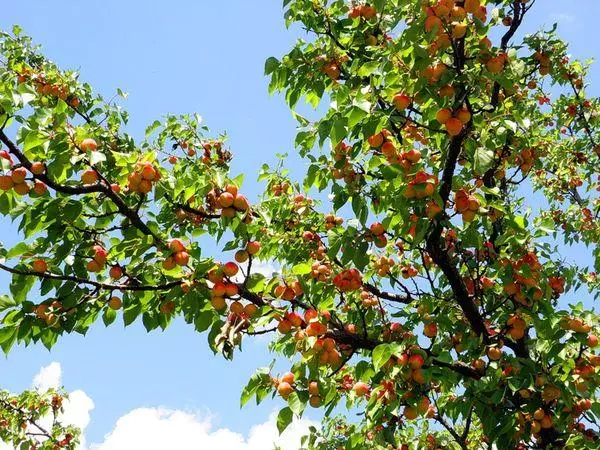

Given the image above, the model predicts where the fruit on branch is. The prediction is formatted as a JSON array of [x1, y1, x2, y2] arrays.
[[32, 259, 48, 273], [223, 262, 239, 277], [246, 241, 261, 255], [80, 138, 97, 152], [81, 169, 98, 185], [332, 268, 362, 292], [128, 162, 161, 194], [277, 381, 293, 400], [445, 117, 463, 136], [353, 381, 370, 397], [109, 265, 124, 280], [392, 93, 411, 111], [159, 301, 175, 315], [108, 296, 122, 310], [11, 167, 27, 184], [32, 181, 47, 195], [0, 175, 13, 190], [423, 323, 437, 338], [30, 162, 45, 175], [169, 239, 186, 253], [234, 250, 249, 263]]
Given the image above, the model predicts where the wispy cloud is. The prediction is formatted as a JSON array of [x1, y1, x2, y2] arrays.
[[549, 12, 576, 23]]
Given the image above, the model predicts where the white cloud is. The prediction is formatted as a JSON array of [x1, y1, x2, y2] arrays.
[[549, 13, 575, 23], [3, 363, 316, 450], [228, 259, 280, 284], [91, 408, 315, 450], [32, 361, 62, 391]]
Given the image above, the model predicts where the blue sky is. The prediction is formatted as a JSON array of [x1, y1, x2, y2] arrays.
[[1, 1, 599, 448]]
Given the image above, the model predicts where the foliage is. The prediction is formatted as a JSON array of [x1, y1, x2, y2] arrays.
[[0, 0, 599, 448]]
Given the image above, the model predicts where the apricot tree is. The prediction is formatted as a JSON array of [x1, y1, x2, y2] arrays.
[[0, 0, 599, 448]]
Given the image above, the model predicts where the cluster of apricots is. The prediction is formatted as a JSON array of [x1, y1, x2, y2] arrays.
[[126, 161, 161, 194], [16, 68, 80, 108], [324, 213, 343, 229], [332, 268, 363, 292], [367, 221, 387, 248], [373, 256, 395, 276], [512, 147, 537, 173], [331, 142, 359, 183], [162, 239, 190, 270], [422, 0, 487, 55], [560, 315, 594, 336], [86, 245, 108, 272], [312, 336, 343, 367], [436, 106, 471, 136], [0, 163, 47, 196], [228, 300, 258, 319], [348, 3, 377, 19], [310, 260, 332, 282], [502, 251, 545, 307], [403, 171, 438, 199], [359, 290, 379, 308], [506, 314, 527, 340], [212, 184, 250, 218], [400, 264, 419, 279], [273, 280, 304, 301], [315, 54, 349, 81], [454, 188, 481, 222], [484, 52, 509, 74], [270, 181, 290, 196], [533, 51, 552, 76]]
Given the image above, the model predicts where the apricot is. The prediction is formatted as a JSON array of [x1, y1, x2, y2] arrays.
[[162, 257, 176, 271], [169, 239, 186, 253], [353, 381, 370, 397], [173, 251, 189, 266], [445, 117, 463, 136], [367, 133, 384, 148], [81, 169, 98, 185], [392, 93, 411, 111], [11, 167, 27, 184], [211, 296, 226, 311], [409, 354, 424, 369], [424, 323, 437, 338], [233, 194, 249, 211], [234, 250, 249, 263], [30, 162, 45, 175], [32, 260, 48, 273], [0, 175, 13, 191], [108, 296, 122, 310], [223, 262, 239, 277], [80, 138, 98, 152], [246, 241, 261, 255], [277, 381, 293, 399], [309, 395, 321, 408], [404, 406, 418, 420], [33, 181, 47, 195], [436, 108, 453, 124]]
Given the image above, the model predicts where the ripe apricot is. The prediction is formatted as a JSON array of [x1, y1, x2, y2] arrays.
[[80, 138, 97, 151], [32, 260, 48, 273], [108, 297, 122, 310]]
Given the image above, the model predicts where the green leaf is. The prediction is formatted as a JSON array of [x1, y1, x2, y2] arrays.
[[473, 147, 495, 174], [277, 406, 293, 434], [265, 57, 280, 75], [372, 344, 393, 371], [288, 391, 307, 416], [6, 242, 31, 259], [102, 307, 117, 326], [0, 295, 17, 312], [292, 263, 311, 275]]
